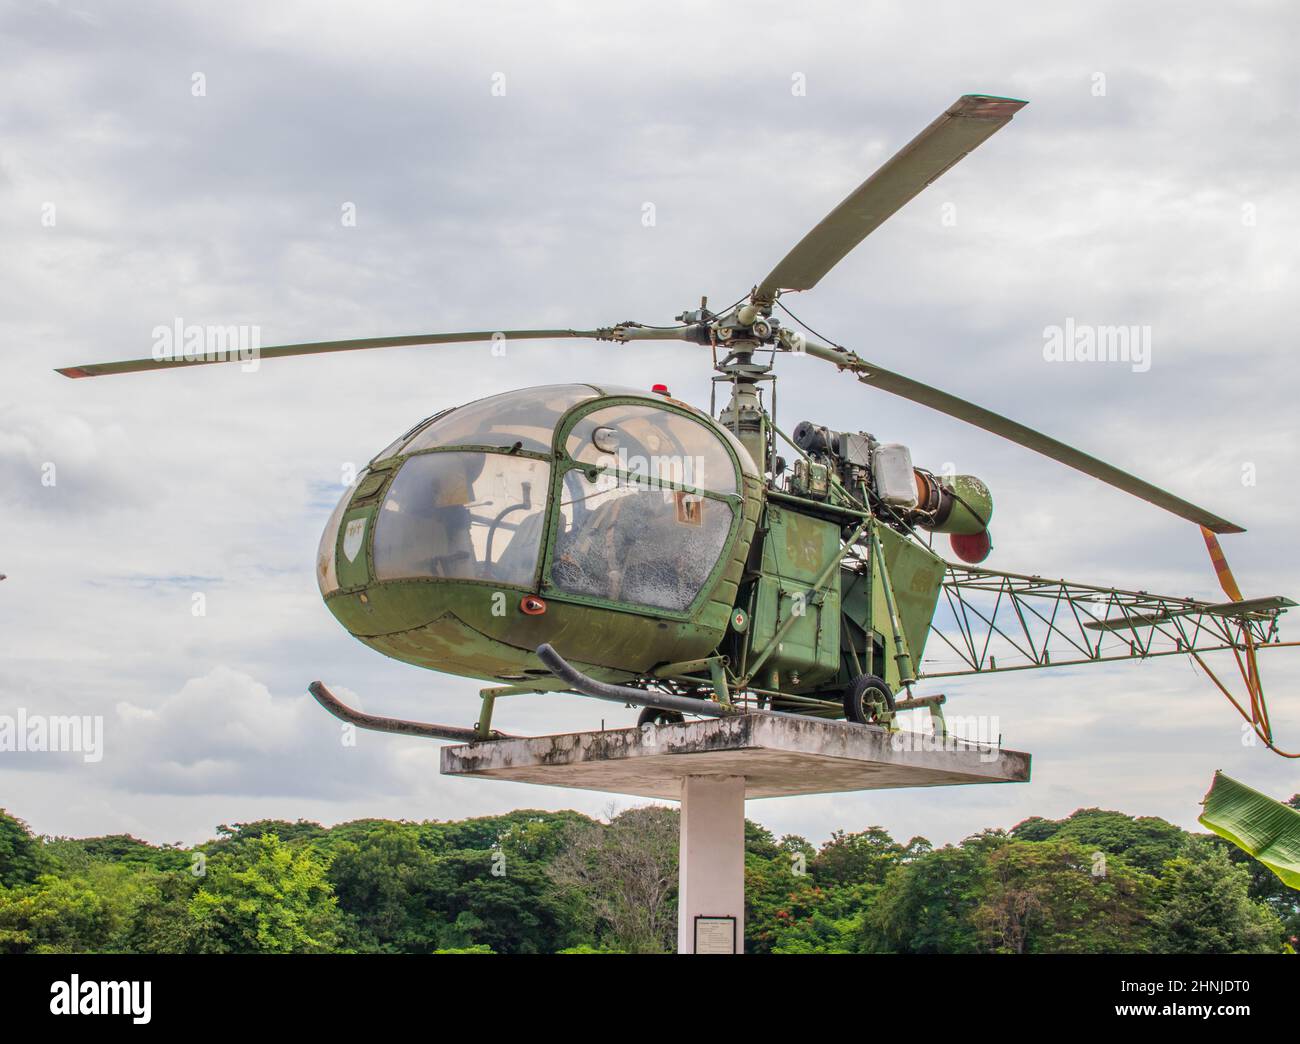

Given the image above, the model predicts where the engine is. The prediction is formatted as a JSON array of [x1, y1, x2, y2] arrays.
[[788, 421, 994, 563]]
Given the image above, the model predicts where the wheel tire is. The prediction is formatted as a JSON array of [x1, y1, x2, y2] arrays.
[[638, 706, 685, 727], [842, 674, 895, 725]]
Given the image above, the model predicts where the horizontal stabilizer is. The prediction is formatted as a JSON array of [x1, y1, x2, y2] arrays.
[[1084, 594, 1295, 632], [1206, 594, 1297, 617]]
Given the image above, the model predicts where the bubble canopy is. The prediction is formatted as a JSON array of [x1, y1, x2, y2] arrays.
[[320, 385, 754, 615], [370, 384, 599, 460]]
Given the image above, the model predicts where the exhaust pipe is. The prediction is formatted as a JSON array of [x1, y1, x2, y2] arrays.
[[535, 644, 739, 718]]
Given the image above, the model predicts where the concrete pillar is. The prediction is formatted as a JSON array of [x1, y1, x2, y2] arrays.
[[677, 774, 745, 954]]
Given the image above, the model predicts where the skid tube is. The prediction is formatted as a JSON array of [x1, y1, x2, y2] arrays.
[[308, 681, 507, 742], [309, 644, 870, 745]]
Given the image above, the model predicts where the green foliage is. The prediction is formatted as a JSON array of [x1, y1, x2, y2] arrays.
[[432, 809, 591, 855], [546, 807, 678, 954], [1151, 839, 1285, 953], [187, 834, 343, 953], [973, 839, 1155, 953], [323, 821, 440, 951], [745, 848, 827, 953], [314, 811, 592, 953], [423, 849, 572, 954], [45, 834, 191, 876], [0, 810, 48, 887], [1011, 808, 1187, 874], [0, 802, 1289, 954], [859, 840, 991, 953], [860, 831, 1159, 954], [743, 820, 783, 860], [555, 943, 625, 953], [1209, 835, 1300, 944], [811, 826, 909, 887], [0, 862, 188, 954], [205, 819, 328, 857]]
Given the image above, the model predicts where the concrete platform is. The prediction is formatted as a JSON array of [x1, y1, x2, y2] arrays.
[[440, 714, 1030, 800]]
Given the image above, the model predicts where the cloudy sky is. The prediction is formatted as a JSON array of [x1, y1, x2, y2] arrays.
[[2, 0, 1297, 849]]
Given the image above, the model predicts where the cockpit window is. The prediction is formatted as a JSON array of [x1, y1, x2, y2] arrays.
[[564, 403, 738, 494], [550, 469, 734, 611], [401, 385, 597, 456], [373, 452, 550, 586], [316, 476, 359, 596]]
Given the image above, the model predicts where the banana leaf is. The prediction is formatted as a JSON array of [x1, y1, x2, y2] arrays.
[[1199, 771, 1300, 890]]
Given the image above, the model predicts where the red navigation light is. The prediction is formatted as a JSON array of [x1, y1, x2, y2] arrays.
[[651, 383, 670, 396]]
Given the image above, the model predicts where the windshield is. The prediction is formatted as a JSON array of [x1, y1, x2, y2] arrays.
[[550, 468, 734, 611], [359, 389, 743, 607], [373, 452, 550, 586]]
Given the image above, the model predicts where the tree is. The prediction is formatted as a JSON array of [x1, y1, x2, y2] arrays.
[[187, 834, 344, 953], [324, 821, 438, 952], [75, 835, 188, 870], [1151, 839, 1285, 954], [859, 843, 990, 954], [0, 810, 47, 887], [0, 802, 1288, 955], [811, 826, 914, 887], [744, 846, 826, 954], [747, 825, 921, 953], [0, 863, 177, 954], [498, 812, 595, 863], [743, 820, 783, 860], [120, 870, 197, 954], [972, 839, 1155, 953], [547, 807, 678, 953], [421, 850, 573, 954], [432, 810, 591, 854], [1011, 808, 1186, 874], [861, 830, 1158, 954], [204, 819, 327, 857]]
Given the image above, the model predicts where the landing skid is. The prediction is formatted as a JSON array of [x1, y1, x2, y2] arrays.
[[308, 681, 503, 743], [309, 644, 842, 744]]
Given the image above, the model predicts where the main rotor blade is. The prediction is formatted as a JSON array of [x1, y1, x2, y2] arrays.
[[56, 325, 687, 378], [792, 333, 1245, 534], [756, 94, 1026, 300]]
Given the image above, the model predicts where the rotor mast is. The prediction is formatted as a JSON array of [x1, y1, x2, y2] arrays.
[[680, 295, 777, 475], [716, 337, 772, 476]]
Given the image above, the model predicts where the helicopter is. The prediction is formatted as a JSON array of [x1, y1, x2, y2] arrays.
[[58, 94, 1297, 753]]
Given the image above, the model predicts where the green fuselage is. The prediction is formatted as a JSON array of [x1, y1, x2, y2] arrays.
[[318, 383, 947, 712]]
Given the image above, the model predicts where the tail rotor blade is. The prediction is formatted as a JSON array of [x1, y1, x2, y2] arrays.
[[1201, 526, 1245, 602]]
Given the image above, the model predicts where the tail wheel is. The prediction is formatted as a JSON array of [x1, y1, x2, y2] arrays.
[[638, 706, 685, 727], [843, 674, 895, 726]]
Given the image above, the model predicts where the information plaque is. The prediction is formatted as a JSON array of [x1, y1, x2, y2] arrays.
[[693, 915, 738, 954]]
